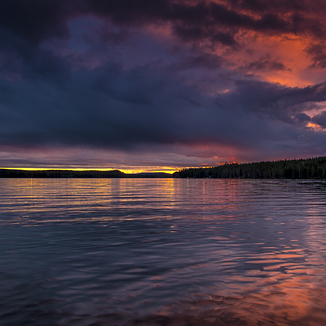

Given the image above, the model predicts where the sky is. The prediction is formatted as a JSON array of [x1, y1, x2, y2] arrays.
[[1, 0, 326, 172]]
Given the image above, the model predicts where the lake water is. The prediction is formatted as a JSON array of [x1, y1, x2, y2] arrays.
[[1, 178, 326, 326]]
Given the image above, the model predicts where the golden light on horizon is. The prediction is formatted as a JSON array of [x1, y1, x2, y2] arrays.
[[0, 166, 178, 174]]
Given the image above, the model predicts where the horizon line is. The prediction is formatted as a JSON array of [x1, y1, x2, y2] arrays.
[[0, 167, 178, 174]]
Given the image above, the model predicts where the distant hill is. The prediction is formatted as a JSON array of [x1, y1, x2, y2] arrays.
[[129, 172, 173, 178], [173, 156, 326, 179], [0, 170, 172, 178], [0, 169, 125, 178]]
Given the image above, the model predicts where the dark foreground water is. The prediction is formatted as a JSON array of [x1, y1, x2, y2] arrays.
[[1, 179, 326, 326]]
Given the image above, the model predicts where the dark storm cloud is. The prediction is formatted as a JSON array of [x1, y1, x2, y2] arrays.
[[80, 0, 326, 51], [223, 80, 326, 123], [242, 55, 290, 72], [1, 0, 326, 51], [306, 44, 326, 68], [0, 1, 72, 82], [0, 29, 70, 85], [312, 111, 326, 128], [228, 0, 326, 36], [84, 0, 320, 34], [0, 0, 72, 45], [294, 113, 311, 125], [169, 53, 224, 71], [0, 0, 325, 85], [1, 64, 236, 148], [1, 60, 325, 155], [228, 0, 310, 14]]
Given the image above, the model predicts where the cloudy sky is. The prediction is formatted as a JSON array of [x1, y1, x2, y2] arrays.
[[1, 0, 326, 172]]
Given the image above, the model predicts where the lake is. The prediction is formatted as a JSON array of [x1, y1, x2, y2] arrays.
[[1, 178, 326, 325]]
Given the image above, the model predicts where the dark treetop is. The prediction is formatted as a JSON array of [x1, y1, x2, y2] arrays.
[[174, 156, 326, 179]]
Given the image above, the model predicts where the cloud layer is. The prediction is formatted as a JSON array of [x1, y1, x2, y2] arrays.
[[1, 0, 326, 170]]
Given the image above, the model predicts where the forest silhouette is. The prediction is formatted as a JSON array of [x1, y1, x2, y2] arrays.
[[174, 157, 326, 179]]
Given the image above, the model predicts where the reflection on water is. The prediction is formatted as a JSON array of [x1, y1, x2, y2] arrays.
[[1, 179, 326, 325]]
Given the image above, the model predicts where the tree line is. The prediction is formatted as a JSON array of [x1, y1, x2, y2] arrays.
[[173, 157, 326, 179]]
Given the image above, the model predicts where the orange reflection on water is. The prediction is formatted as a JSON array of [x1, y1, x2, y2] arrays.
[[0, 178, 181, 225], [159, 263, 326, 325]]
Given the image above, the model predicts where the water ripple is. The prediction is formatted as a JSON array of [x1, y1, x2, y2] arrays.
[[1, 179, 326, 325]]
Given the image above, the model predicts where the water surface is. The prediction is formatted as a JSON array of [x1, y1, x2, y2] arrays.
[[1, 178, 326, 325]]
